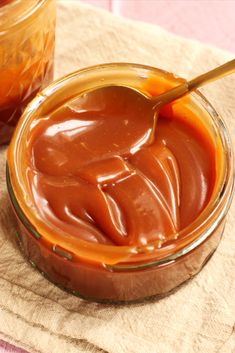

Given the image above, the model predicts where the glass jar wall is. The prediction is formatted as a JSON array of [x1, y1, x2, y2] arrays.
[[7, 63, 234, 302], [0, 0, 56, 144]]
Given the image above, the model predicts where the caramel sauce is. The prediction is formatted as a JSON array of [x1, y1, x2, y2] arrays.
[[25, 85, 216, 251], [0, 64, 53, 144], [0, 0, 12, 6]]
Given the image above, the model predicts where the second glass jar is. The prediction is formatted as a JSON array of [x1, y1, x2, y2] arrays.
[[0, 0, 56, 144]]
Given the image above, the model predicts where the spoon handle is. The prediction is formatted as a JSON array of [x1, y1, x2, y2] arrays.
[[188, 58, 235, 91], [153, 58, 235, 107]]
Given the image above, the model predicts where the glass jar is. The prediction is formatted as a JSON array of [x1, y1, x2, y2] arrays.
[[0, 0, 56, 144], [7, 63, 234, 303]]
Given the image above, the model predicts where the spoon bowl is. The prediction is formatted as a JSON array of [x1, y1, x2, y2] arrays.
[[76, 59, 235, 147]]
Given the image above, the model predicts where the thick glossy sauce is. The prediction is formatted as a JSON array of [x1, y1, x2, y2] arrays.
[[25, 86, 216, 248]]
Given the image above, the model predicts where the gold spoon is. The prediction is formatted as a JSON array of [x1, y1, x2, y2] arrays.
[[151, 58, 235, 108], [73, 59, 235, 149]]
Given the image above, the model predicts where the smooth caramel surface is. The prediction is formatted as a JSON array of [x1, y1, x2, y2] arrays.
[[25, 86, 216, 248]]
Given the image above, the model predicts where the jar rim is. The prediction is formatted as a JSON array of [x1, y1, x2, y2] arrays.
[[0, 0, 50, 35], [7, 62, 235, 269]]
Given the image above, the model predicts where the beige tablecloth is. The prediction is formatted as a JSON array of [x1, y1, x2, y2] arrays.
[[0, 1, 235, 353]]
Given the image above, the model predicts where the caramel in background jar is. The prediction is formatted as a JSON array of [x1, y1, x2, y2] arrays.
[[0, 0, 56, 144]]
